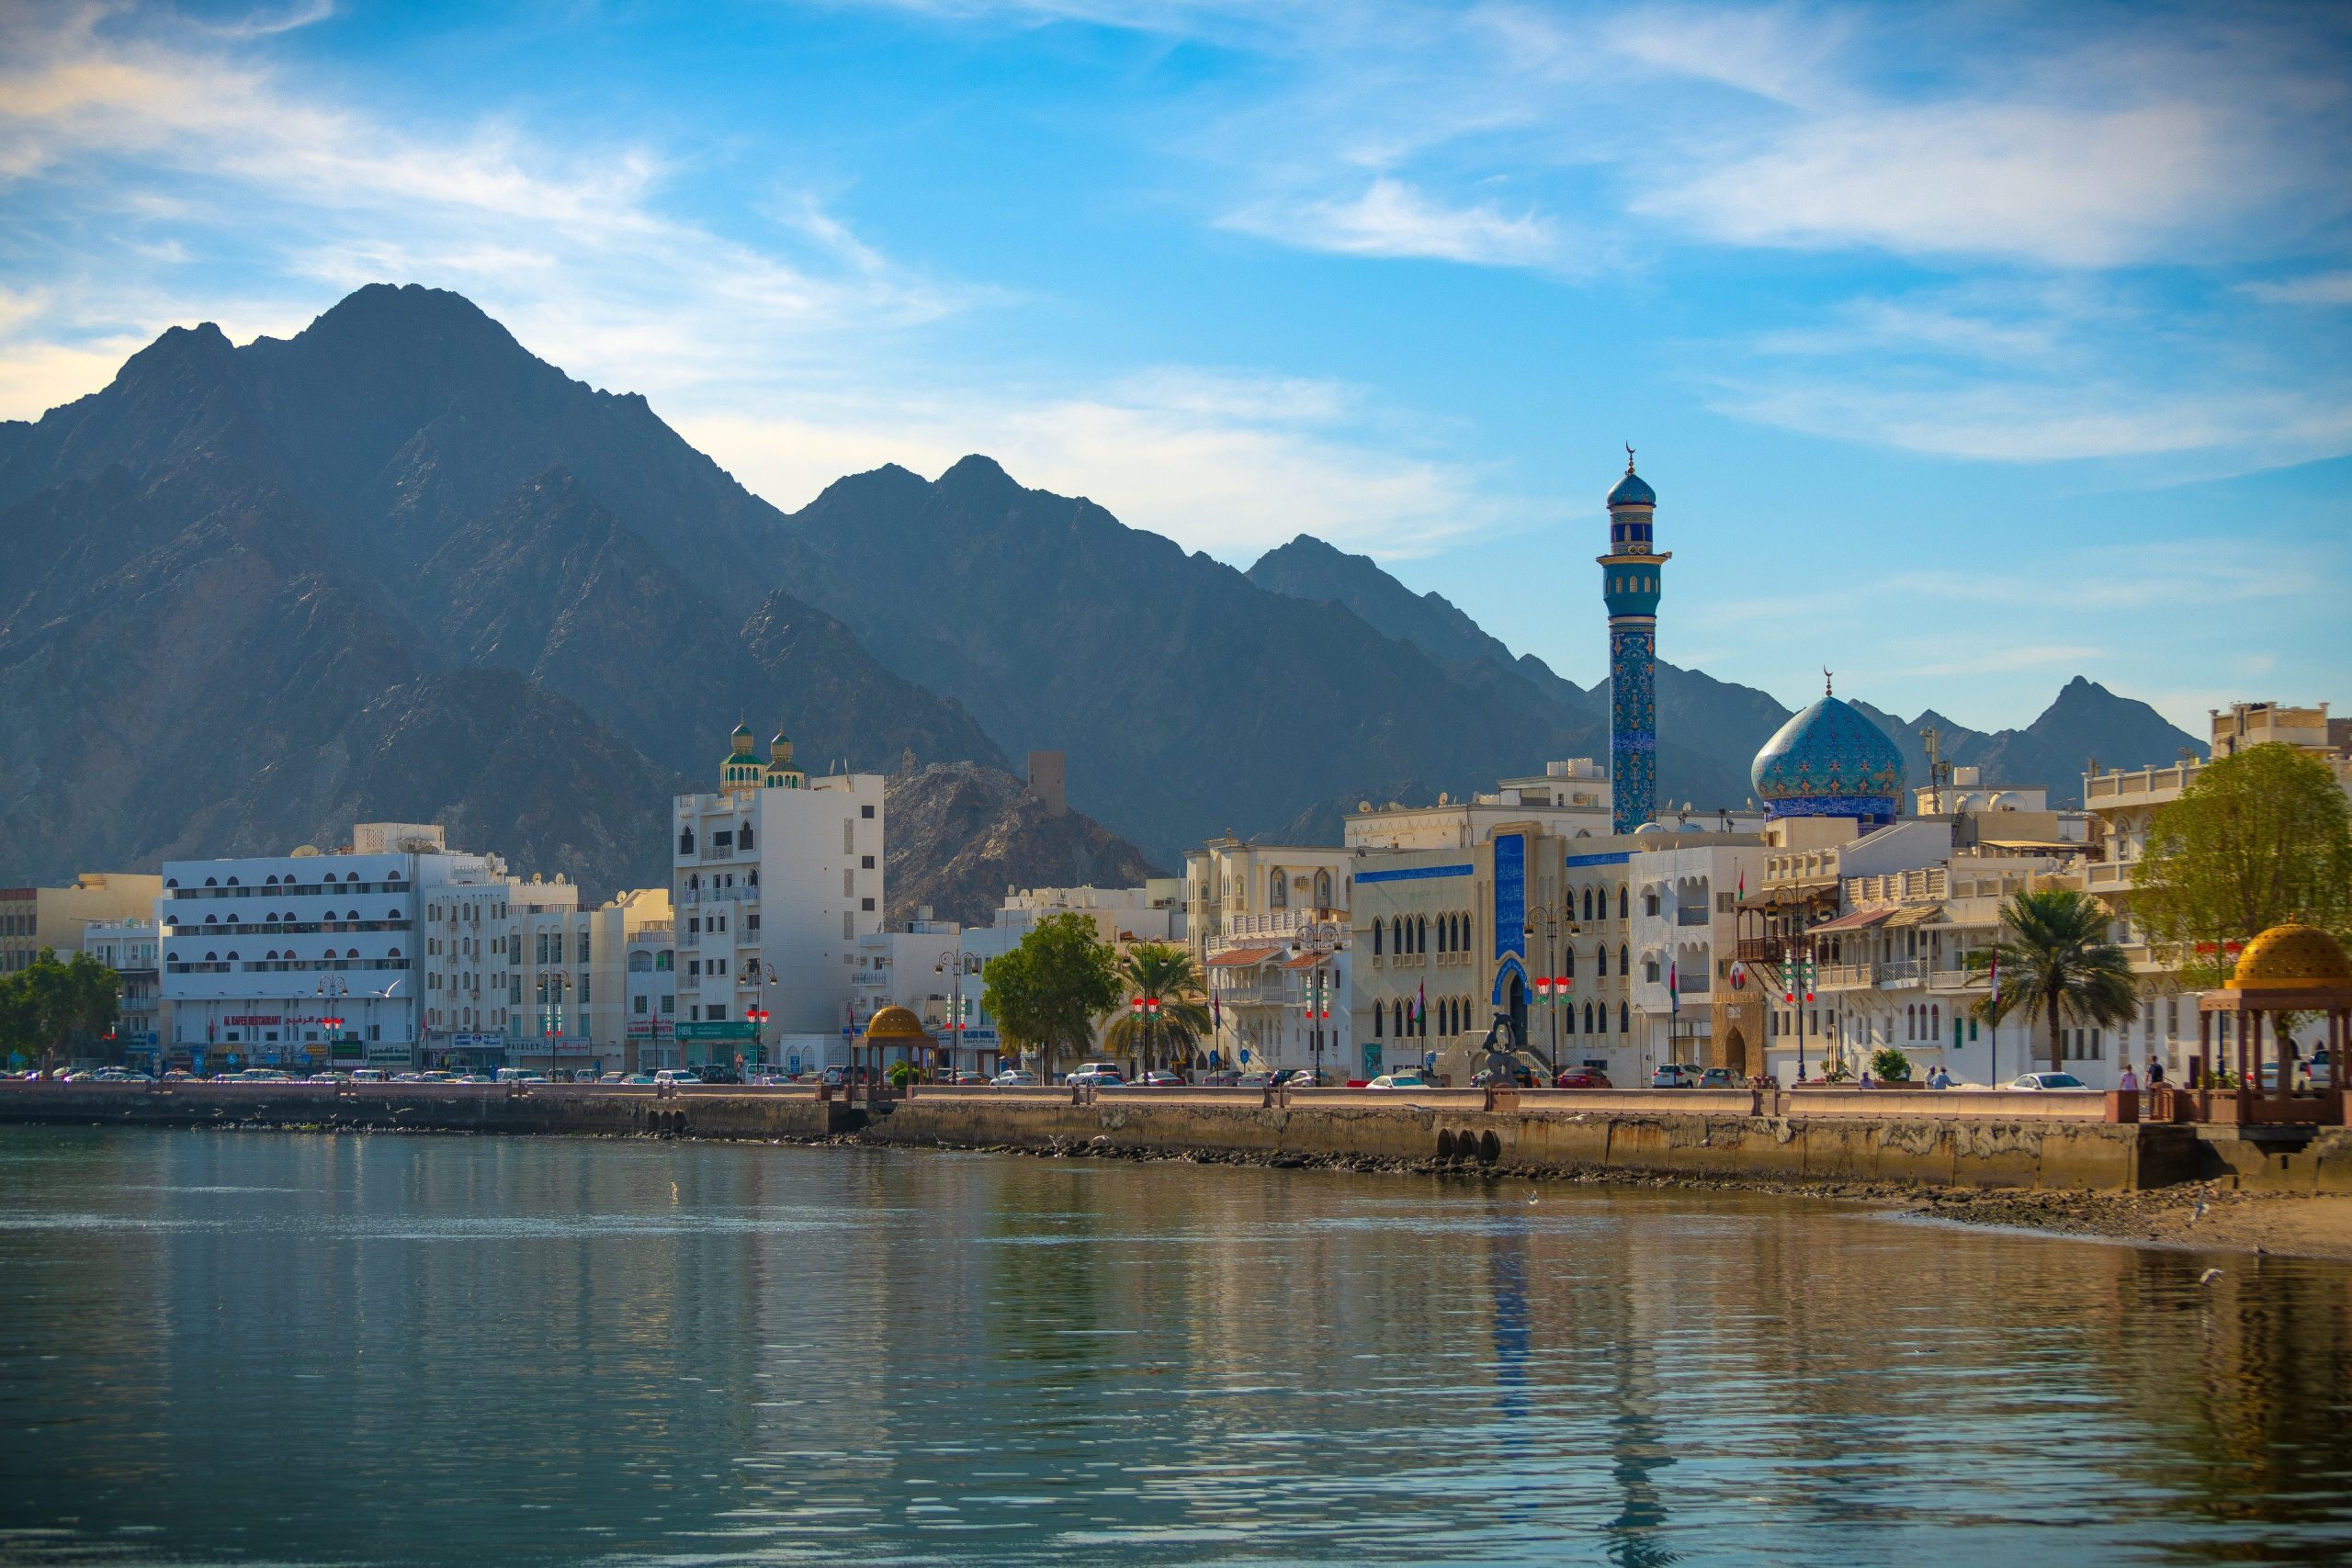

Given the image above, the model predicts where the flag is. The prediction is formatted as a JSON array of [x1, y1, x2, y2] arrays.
[[1669, 961, 1679, 1015], [1988, 953, 2000, 1009], [1416, 981, 1426, 1021], [1212, 993, 1221, 1030], [1737, 866, 1746, 900]]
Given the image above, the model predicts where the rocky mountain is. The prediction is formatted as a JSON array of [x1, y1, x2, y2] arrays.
[[1249, 540, 2208, 808], [1247, 534, 1594, 716], [0, 287, 1000, 899], [884, 760, 1162, 929], [775, 458, 1754, 865], [0, 282, 2214, 908]]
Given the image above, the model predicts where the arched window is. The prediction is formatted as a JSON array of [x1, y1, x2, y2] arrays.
[[205, 876, 218, 886], [1619, 943, 1629, 975], [1905, 1004, 1916, 1040], [346, 948, 359, 959], [387, 946, 401, 959], [1581, 887, 1594, 921], [1392, 999, 1404, 1038], [740, 826, 754, 852], [266, 950, 279, 961], [1620, 1002, 1630, 1034], [347, 909, 359, 920], [224, 950, 238, 961], [205, 951, 218, 962], [225, 876, 239, 886], [1932, 1004, 1941, 1041], [1373, 1005, 1384, 1039], [1620, 887, 1629, 920], [1583, 1001, 1595, 1033], [1595, 944, 1607, 977], [679, 826, 695, 855], [1315, 868, 1332, 908], [1418, 916, 1429, 953], [1564, 1001, 1577, 1035], [265, 874, 279, 886], [1268, 871, 1287, 910], [1390, 917, 1402, 953], [1373, 920, 1383, 956]]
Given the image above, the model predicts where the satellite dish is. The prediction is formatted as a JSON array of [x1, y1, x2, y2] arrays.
[[1438, 792, 1451, 806], [1358, 800, 1372, 813]]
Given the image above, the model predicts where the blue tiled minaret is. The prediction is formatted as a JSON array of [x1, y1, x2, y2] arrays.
[[1599, 450, 1668, 835]]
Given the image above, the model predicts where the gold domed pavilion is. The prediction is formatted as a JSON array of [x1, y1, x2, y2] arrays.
[[2227, 922, 2352, 990], [2198, 920, 2351, 1120], [864, 1005, 930, 1041]]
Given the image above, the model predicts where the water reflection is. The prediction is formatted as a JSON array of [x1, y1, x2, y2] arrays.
[[0, 1128, 2347, 1565]]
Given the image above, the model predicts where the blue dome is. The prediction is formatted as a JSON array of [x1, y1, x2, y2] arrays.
[[1607, 468, 1656, 508], [1750, 696, 1904, 825]]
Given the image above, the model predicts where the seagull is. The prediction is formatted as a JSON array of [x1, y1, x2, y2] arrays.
[[1525, 1190, 1541, 1205], [2198, 1268, 2223, 1285]]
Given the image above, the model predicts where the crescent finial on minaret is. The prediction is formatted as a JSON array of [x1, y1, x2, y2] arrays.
[[1824, 669, 1834, 696]]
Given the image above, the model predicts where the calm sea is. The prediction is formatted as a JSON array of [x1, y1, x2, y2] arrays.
[[0, 1127, 2346, 1565]]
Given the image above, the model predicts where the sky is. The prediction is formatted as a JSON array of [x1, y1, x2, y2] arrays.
[[2, 0, 2348, 736]]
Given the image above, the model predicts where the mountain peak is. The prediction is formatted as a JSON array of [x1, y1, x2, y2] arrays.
[[936, 453, 1018, 491]]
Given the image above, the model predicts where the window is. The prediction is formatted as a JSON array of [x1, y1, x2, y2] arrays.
[[1621, 1002, 1630, 1033], [843, 869, 854, 897], [1619, 887, 1629, 920], [661, 997, 674, 1015], [1645, 891, 1660, 918], [1373, 920, 1383, 956], [1581, 887, 1594, 921], [678, 827, 695, 855], [689, 960, 701, 977], [1373, 1005, 1384, 1039], [1595, 944, 1607, 977], [1314, 869, 1333, 908], [861, 854, 875, 870], [1619, 943, 1628, 974], [1417, 916, 1428, 953], [861, 897, 876, 912], [740, 827, 754, 852], [861, 804, 876, 819], [1645, 959, 1659, 983]]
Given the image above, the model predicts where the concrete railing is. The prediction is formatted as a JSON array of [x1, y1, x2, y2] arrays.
[[1781, 1088, 2109, 1121]]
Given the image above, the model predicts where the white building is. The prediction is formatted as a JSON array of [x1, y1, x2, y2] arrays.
[[1185, 837, 1359, 1076], [160, 822, 504, 1072], [1625, 833, 1768, 1076], [998, 880, 1187, 943], [673, 723, 885, 1074], [1341, 760, 1619, 851], [81, 917, 165, 1068]]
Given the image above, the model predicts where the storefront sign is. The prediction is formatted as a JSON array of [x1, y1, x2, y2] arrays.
[[674, 1021, 756, 1042]]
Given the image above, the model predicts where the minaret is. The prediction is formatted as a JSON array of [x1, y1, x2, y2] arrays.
[[1599, 448, 1668, 835]]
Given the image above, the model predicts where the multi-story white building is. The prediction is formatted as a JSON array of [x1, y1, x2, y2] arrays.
[[673, 724, 885, 1074], [160, 823, 503, 1072], [1625, 833, 1768, 1076], [1186, 837, 1359, 1076], [624, 908, 680, 1070], [998, 880, 1187, 943], [80, 917, 165, 1068]]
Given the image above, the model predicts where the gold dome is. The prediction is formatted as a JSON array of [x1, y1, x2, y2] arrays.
[[864, 1005, 931, 1040], [2228, 922, 2352, 989]]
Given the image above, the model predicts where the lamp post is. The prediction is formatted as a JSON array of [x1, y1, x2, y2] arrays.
[[1288, 919, 1344, 1084], [934, 937, 967, 1081], [1522, 903, 1581, 1075], [540, 972, 570, 1074]]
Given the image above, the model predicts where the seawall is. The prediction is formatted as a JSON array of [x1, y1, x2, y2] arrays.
[[9, 1080, 2346, 1193]]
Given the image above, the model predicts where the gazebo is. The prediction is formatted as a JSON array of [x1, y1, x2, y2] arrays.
[[2196, 922, 2352, 1125], [859, 1005, 935, 1093]]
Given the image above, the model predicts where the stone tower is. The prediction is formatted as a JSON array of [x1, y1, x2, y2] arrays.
[[1599, 451, 1668, 835]]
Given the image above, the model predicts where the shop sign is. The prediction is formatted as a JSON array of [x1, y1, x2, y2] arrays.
[[674, 1021, 756, 1042]]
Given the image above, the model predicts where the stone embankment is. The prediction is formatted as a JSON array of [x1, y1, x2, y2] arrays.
[[6, 1080, 2347, 1195]]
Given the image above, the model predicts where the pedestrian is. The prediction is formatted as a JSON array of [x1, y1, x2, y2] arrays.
[[2119, 1063, 2139, 1093], [1858, 1069, 1873, 1089], [2146, 1055, 2165, 1086], [1928, 1065, 1952, 1090]]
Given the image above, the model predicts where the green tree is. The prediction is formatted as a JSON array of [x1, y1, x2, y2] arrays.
[[1968, 889, 2138, 1074], [1869, 1046, 1912, 1082], [0, 949, 121, 1067], [980, 912, 1119, 1080], [1102, 942, 1213, 1071], [2130, 742, 2352, 986]]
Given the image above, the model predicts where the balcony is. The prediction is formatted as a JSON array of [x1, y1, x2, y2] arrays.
[[2086, 862, 2133, 891], [1675, 908, 1710, 926], [2084, 763, 2198, 808], [1876, 958, 1925, 987]]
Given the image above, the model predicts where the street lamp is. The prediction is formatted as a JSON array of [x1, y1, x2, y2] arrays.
[[1522, 903, 1581, 1075], [934, 940, 968, 1080], [1288, 919, 1344, 1084]]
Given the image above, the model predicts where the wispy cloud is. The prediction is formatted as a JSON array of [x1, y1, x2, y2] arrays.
[[2238, 271, 2352, 307], [0, 3, 966, 416], [1222, 175, 1561, 268], [680, 365, 1510, 561]]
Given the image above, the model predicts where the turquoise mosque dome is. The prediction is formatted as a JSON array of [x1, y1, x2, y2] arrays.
[[1607, 468, 1656, 509], [1750, 690, 1905, 827]]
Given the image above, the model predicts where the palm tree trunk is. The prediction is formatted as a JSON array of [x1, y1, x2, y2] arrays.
[[2047, 991, 2064, 1075]]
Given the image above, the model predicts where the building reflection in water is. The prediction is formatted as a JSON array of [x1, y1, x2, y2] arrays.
[[2, 1128, 2349, 1565]]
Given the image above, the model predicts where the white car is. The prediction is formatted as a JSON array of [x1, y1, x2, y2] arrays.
[[1368, 1073, 1431, 1089], [1066, 1063, 1125, 1086], [991, 1069, 1040, 1086], [654, 1070, 703, 1087], [2007, 1071, 2090, 1091]]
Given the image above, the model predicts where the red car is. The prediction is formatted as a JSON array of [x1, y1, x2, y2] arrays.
[[1553, 1068, 1612, 1089]]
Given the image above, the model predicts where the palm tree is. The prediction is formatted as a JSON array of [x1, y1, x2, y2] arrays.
[[1103, 943, 1212, 1072], [1967, 888, 2138, 1075]]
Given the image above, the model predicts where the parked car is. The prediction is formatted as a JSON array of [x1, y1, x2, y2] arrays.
[[623, 1073, 660, 1085], [1199, 1069, 1242, 1087], [952, 1071, 990, 1085], [1067, 1063, 1125, 1087], [1471, 1064, 1536, 1088], [1553, 1067, 1612, 1089], [654, 1070, 703, 1087], [1367, 1072, 1431, 1089], [990, 1068, 1040, 1087], [1236, 1071, 1275, 1089], [1650, 1064, 1701, 1089], [350, 1068, 389, 1083], [1138, 1070, 1185, 1087], [1698, 1067, 1740, 1089], [2007, 1071, 2089, 1091]]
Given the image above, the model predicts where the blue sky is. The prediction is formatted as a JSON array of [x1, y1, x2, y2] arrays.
[[3, 1, 2348, 735]]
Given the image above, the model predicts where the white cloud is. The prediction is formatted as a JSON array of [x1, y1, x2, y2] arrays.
[[0, 4, 967, 419], [1222, 175, 1561, 268], [678, 367, 1506, 560], [2238, 271, 2352, 307]]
